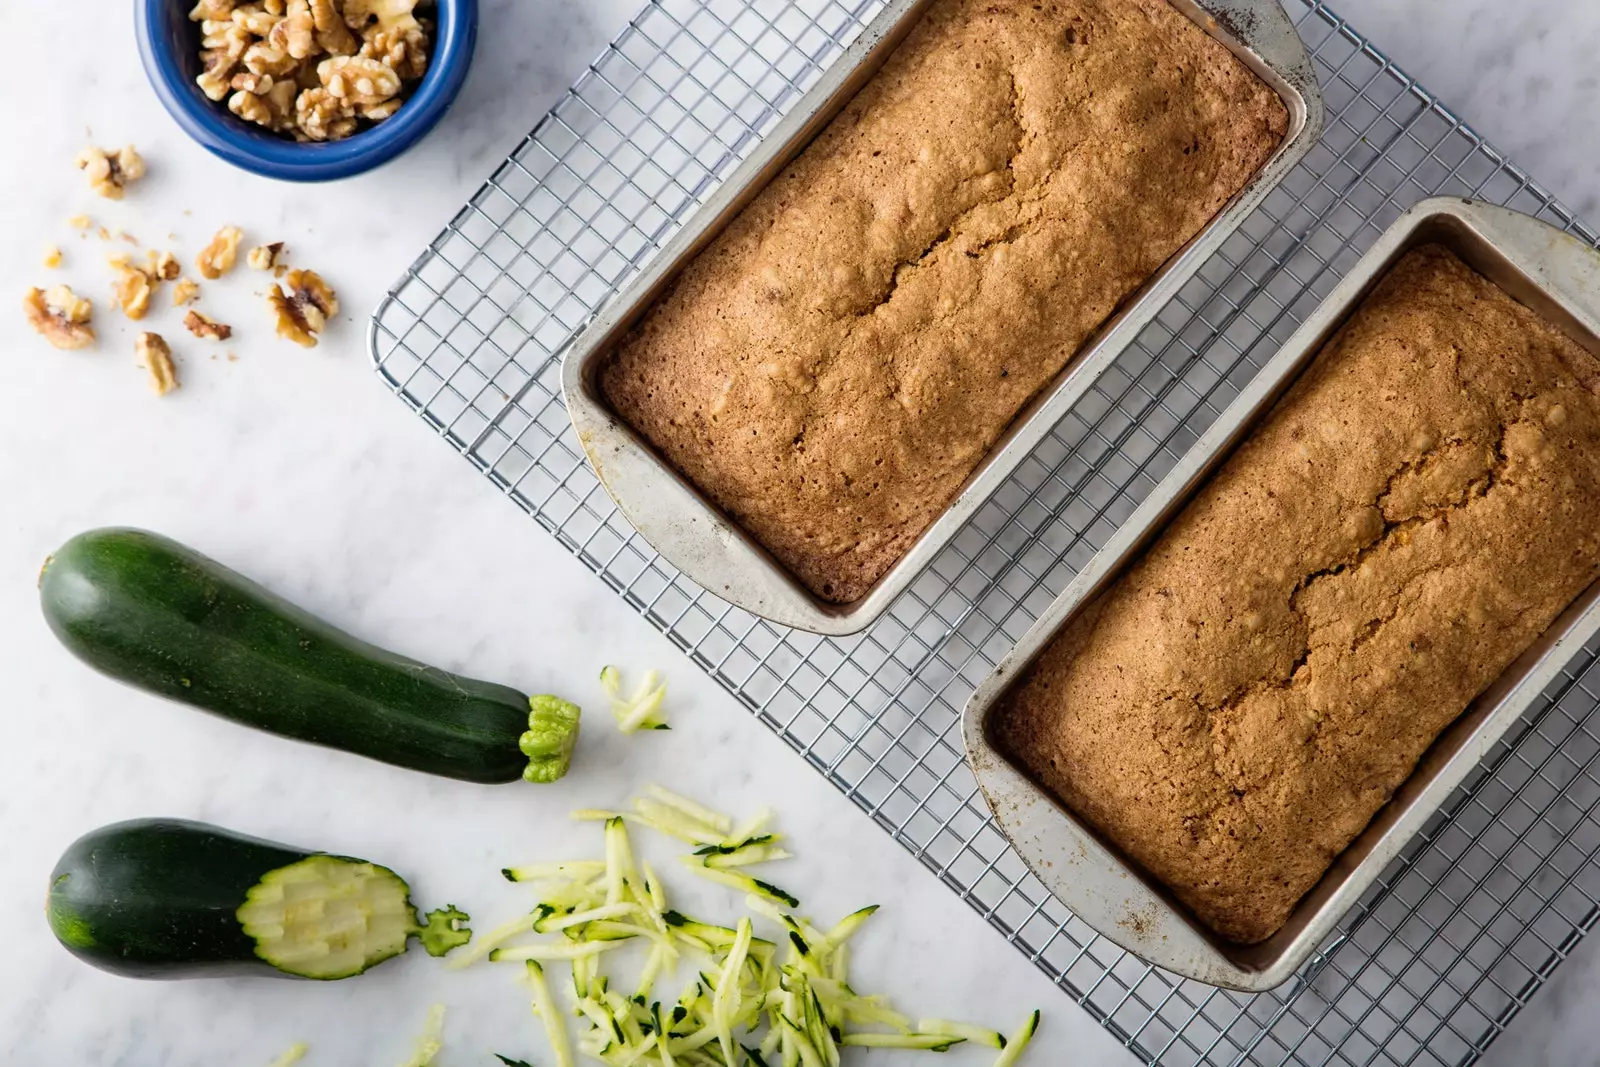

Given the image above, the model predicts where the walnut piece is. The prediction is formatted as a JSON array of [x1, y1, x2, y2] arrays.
[[248, 242, 288, 272], [76, 145, 146, 199], [318, 54, 398, 106], [268, 268, 338, 347], [184, 309, 234, 340], [109, 251, 181, 320], [310, 0, 359, 54], [193, 0, 430, 141], [43, 246, 62, 269], [137, 333, 180, 396], [190, 0, 238, 19], [197, 226, 244, 279], [230, 78, 298, 133], [24, 286, 96, 350], [173, 278, 202, 306]]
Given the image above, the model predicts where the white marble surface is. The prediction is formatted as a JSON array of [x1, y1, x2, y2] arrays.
[[1, 1, 1597, 1065]]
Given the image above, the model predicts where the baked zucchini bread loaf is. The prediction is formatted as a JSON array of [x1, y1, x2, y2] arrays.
[[993, 245, 1600, 944], [601, 0, 1287, 602]]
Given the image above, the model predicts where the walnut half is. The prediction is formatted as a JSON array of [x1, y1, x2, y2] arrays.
[[197, 225, 245, 279], [76, 145, 146, 200], [137, 333, 180, 396], [24, 286, 96, 350], [268, 268, 338, 347]]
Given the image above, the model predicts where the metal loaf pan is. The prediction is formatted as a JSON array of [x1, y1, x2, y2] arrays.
[[962, 198, 1600, 991], [562, 0, 1325, 635]]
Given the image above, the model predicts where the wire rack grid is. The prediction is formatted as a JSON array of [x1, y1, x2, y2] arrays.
[[369, 1, 1600, 1063]]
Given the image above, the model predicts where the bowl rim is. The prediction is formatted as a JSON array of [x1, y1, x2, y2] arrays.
[[135, 0, 477, 182]]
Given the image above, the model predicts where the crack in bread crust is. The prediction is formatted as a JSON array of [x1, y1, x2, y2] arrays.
[[993, 245, 1600, 944]]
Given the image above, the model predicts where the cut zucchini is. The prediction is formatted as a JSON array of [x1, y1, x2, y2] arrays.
[[47, 819, 468, 980]]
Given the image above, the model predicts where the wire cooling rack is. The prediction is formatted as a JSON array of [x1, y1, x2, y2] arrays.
[[370, 1, 1600, 1063]]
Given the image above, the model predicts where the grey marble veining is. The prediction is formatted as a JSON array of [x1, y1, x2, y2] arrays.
[[1, 1, 1597, 1065]]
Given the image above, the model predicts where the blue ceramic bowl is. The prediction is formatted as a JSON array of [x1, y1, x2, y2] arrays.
[[136, 0, 478, 181]]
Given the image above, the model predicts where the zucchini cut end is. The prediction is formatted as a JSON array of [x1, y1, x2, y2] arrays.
[[236, 856, 415, 979], [521, 695, 582, 783], [46, 873, 97, 953]]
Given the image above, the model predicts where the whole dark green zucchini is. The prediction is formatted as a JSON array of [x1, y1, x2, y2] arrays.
[[47, 818, 470, 979], [39, 528, 579, 784]]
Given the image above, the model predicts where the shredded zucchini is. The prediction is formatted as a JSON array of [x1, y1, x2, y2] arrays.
[[489, 939, 627, 962], [527, 960, 577, 1067], [917, 1018, 1006, 1048], [503, 860, 607, 883], [478, 789, 1033, 1067], [601, 666, 670, 733], [680, 859, 798, 907], [395, 1004, 446, 1067], [444, 910, 541, 970], [840, 1032, 965, 1051], [263, 1042, 308, 1067], [991, 1010, 1040, 1067]]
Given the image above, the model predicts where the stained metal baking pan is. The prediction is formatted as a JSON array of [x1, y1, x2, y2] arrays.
[[561, 0, 1325, 635], [962, 197, 1600, 991]]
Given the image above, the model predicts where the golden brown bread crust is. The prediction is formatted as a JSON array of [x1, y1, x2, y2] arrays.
[[993, 245, 1600, 944], [600, 0, 1287, 602]]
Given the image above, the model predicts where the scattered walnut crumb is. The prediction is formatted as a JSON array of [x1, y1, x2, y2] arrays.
[[97, 227, 111, 241], [173, 277, 202, 306], [117, 230, 140, 246], [247, 242, 288, 272], [197, 225, 244, 279], [43, 246, 63, 269], [268, 268, 338, 347], [184, 309, 234, 340], [24, 286, 96, 350], [109, 251, 182, 320], [68, 214, 92, 230], [76, 145, 146, 199], [227, 351, 240, 362], [137, 333, 180, 396]]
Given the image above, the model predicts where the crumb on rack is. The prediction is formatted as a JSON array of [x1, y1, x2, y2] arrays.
[[76, 145, 146, 200], [24, 286, 96, 350], [184, 309, 233, 341], [268, 268, 338, 347], [137, 332, 180, 396], [196, 225, 244, 279]]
